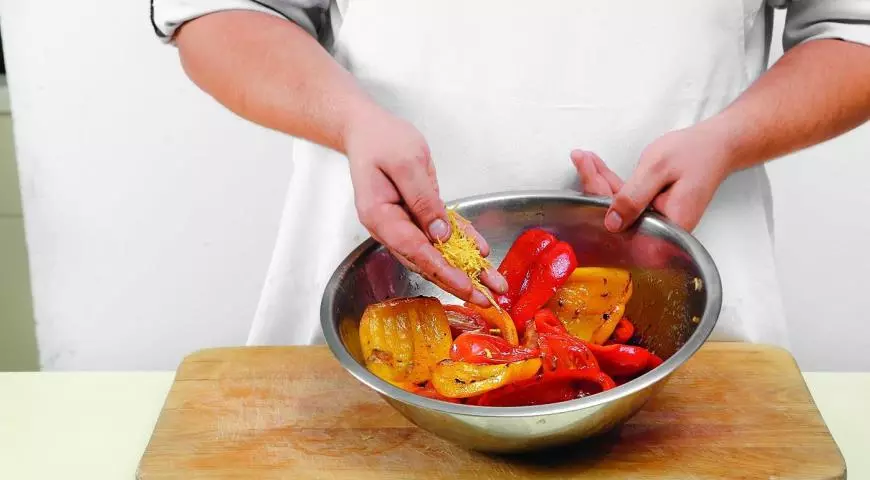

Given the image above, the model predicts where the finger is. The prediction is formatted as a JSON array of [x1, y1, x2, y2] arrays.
[[391, 248, 491, 305], [607, 157, 676, 233], [459, 221, 491, 257], [650, 188, 670, 214], [445, 214, 505, 295], [481, 267, 509, 295], [469, 289, 493, 307], [391, 247, 463, 296], [373, 203, 478, 301], [652, 179, 710, 232], [389, 248, 423, 275], [382, 150, 451, 243], [572, 150, 625, 194], [401, 233, 502, 302], [371, 232, 426, 277], [354, 167, 476, 299], [571, 150, 615, 196], [590, 153, 626, 193]]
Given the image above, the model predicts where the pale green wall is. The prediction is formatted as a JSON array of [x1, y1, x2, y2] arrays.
[[0, 84, 39, 371]]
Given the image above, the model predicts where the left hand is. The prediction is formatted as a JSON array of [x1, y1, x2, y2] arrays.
[[572, 123, 734, 232]]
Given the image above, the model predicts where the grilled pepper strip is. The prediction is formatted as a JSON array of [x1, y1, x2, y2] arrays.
[[359, 297, 452, 385], [510, 242, 578, 334], [538, 333, 599, 373], [647, 353, 664, 370], [608, 317, 635, 345], [584, 343, 652, 377], [477, 368, 616, 407], [546, 368, 617, 395], [534, 308, 569, 336], [410, 382, 461, 403], [494, 229, 557, 310], [431, 358, 542, 398], [476, 375, 576, 407], [465, 303, 519, 346], [444, 305, 487, 338], [450, 332, 538, 364]]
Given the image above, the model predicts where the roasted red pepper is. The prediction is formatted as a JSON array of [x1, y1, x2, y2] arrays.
[[510, 241, 578, 334], [608, 317, 635, 345], [533, 308, 569, 336], [443, 305, 487, 338], [584, 343, 653, 377], [611, 352, 663, 385], [522, 319, 539, 350], [476, 375, 575, 407], [494, 229, 557, 310], [647, 353, 664, 370], [544, 369, 616, 395], [450, 332, 538, 364], [477, 369, 616, 407], [538, 333, 599, 372]]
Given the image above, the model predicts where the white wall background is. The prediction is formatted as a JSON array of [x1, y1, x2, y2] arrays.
[[766, 13, 870, 371], [1, 2, 867, 371], [1, 0, 294, 370]]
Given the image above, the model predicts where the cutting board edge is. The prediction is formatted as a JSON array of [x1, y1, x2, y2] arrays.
[[180, 344, 324, 363]]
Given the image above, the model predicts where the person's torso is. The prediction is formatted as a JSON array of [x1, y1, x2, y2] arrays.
[[248, 0, 789, 348]]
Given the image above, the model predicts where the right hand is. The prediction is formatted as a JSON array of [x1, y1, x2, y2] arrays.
[[344, 107, 507, 306]]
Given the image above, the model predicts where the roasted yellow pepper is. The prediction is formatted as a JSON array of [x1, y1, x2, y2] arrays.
[[430, 358, 542, 398], [545, 267, 633, 344], [359, 297, 452, 386]]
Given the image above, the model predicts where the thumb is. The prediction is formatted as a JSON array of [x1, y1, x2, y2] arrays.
[[650, 180, 710, 232], [606, 159, 675, 233]]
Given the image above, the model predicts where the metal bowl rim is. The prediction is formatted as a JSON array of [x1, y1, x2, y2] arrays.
[[321, 190, 722, 418]]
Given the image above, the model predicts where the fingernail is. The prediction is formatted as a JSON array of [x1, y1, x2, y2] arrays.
[[428, 219, 450, 242], [605, 211, 623, 232], [470, 289, 490, 306]]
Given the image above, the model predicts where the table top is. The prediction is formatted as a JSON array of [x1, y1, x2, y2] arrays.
[[1, 372, 867, 479]]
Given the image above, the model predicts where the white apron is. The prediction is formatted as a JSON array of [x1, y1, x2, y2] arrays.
[[247, 0, 789, 348]]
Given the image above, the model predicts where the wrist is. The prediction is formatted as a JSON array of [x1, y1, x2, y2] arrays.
[[338, 96, 387, 155], [694, 113, 747, 176]]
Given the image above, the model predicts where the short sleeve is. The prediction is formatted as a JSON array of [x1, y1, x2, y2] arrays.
[[150, 0, 332, 45], [778, 0, 870, 50]]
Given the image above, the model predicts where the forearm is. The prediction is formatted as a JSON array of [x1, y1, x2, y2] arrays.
[[704, 39, 870, 172], [175, 10, 377, 153]]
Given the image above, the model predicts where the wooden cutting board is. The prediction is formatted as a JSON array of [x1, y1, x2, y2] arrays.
[[137, 344, 845, 479]]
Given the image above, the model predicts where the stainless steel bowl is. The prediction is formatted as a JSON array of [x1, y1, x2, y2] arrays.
[[321, 190, 722, 453]]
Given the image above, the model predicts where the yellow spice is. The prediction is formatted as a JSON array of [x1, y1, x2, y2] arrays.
[[434, 210, 498, 308]]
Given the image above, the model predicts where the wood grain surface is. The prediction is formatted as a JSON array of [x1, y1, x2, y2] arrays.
[[138, 344, 845, 479]]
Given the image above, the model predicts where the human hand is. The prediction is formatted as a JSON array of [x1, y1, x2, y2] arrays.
[[572, 123, 734, 233], [344, 107, 507, 305]]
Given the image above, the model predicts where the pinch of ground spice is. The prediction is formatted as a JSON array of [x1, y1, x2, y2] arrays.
[[434, 210, 499, 309]]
